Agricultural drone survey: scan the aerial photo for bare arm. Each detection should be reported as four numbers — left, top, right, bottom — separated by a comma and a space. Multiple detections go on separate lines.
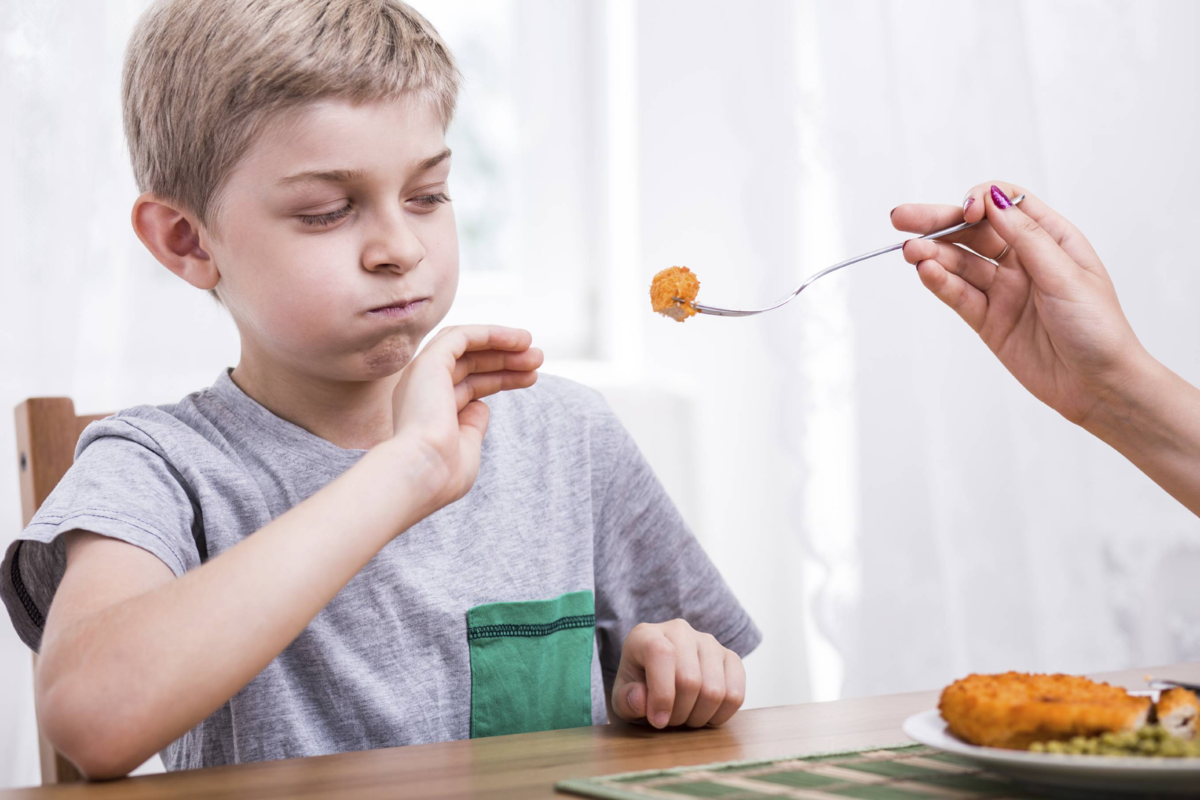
35, 326, 543, 779
1079, 353, 1200, 515
38, 440, 422, 779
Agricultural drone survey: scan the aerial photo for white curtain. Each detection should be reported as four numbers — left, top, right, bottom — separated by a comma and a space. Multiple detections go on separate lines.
3, 0, 1199, 789
629, 0, 1200, 705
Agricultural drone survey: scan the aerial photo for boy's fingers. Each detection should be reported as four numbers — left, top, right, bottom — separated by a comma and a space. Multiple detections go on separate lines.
457, 399, 490, 443
631, 628, 677, 729
903, 239, 998, 292
705, 650, 746, 728
666, 635, 702, 728
983, 186, 1078, 296
612, 678, 648, 722
431, 325, 534, 361
454, 370, 539, 411
451, 347, 543, 385
916, 259, 988, 333
685, 635, 728, 728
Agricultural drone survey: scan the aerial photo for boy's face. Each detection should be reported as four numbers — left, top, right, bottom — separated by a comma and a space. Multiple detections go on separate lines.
207, 95, 458, 381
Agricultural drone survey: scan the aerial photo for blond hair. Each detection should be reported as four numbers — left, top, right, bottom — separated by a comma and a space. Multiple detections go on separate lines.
122, 0, 460, 233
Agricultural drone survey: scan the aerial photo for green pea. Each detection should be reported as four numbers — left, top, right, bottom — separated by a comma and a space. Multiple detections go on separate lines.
1028, 725, 1200, 758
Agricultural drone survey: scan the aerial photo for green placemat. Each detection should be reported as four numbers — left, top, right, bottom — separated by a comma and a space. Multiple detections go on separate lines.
555, 743, 1046, 799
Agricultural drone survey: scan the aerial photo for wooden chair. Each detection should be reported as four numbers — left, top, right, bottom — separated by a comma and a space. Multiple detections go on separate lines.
15, 398, 111, 785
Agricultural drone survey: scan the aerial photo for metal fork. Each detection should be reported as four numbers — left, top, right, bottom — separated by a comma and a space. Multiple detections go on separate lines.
678, 195, 1025, 317
1148, 679, 1200, 694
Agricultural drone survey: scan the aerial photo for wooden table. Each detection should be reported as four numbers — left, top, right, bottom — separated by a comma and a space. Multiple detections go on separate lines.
5, 663, 1197, 799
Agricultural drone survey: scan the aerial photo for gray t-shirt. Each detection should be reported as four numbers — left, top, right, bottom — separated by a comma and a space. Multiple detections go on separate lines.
2, 370, 760, 770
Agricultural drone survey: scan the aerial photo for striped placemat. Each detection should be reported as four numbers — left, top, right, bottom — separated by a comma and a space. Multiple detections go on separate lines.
555, 743, 1043, 799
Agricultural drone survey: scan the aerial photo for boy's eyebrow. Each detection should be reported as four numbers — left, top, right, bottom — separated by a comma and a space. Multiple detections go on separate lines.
415, 148, 452, 171
278, 168, 366, 186
277, 150, 451, 186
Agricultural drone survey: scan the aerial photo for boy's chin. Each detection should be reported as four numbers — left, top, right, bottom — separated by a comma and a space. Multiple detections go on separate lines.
356, 334, 421, 379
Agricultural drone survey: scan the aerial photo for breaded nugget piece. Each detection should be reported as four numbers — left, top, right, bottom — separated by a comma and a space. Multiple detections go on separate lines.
650, 266, 700, 322
1157, 687, 1200, 741
939, 672, 1151, 750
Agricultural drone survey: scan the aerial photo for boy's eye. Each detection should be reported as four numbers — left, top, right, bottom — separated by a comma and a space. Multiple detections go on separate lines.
297, 204, 352, 226
412, 192, 451, 208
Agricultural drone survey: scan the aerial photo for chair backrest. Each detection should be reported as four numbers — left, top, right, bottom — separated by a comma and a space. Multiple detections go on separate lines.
15, 398, 110, 785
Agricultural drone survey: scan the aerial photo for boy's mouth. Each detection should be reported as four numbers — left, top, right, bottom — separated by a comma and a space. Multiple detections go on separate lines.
366, 297, 430, 319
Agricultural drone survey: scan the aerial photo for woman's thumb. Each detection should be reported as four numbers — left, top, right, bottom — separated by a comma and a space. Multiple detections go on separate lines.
985, 185, 1076, 295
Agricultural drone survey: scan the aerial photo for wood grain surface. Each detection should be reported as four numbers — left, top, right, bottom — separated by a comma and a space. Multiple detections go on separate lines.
3, 663, 1196, 799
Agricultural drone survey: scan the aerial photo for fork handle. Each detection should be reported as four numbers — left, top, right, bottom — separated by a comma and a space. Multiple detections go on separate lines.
781, 194, 1028, 303
689, 194, 1025, 317
790, 194, 1029, 297
1148, 679, 1200, 694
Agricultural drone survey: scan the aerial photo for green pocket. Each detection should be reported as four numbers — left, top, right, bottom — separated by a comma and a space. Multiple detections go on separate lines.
467, 590, 596, 738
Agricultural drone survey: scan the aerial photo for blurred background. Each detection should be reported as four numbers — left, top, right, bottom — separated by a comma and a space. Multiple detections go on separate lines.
3, 0, 1200, 788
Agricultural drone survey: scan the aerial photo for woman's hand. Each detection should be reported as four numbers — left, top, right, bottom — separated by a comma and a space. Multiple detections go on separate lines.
610, 619, 746, 729
895, 183, 1200, 518
391, 325, 542, 516
892, 182, 1148, 427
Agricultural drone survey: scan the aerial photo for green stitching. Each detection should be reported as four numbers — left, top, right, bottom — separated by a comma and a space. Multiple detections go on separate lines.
467, 613, 595, 641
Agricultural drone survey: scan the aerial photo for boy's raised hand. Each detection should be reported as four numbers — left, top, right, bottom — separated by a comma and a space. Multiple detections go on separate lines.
391, 325, 542, 515
611, 619, 746, 729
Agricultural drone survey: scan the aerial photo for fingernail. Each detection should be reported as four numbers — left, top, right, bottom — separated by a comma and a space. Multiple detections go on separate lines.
963, 196, 974, 213
990, 185, 1013, 210
651, 711, 670, 728
889, 206, 899, 218
626, 685, 644, 716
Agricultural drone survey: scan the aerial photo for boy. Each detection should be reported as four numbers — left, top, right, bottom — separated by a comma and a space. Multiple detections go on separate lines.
1, 0, 759, 779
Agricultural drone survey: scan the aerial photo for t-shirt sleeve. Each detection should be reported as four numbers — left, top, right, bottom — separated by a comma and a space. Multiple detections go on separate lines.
591, 410, 762, 688
1, 418, 203, 652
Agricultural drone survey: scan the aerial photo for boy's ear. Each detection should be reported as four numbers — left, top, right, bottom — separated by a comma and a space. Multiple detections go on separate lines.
131, 192, 220, 291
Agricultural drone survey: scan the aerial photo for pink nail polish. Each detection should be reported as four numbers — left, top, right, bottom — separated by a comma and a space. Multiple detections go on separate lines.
990, 185, 1013, 210
963, 197, 974, 213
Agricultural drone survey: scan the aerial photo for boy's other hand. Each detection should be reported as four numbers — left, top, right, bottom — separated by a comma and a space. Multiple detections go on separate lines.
391, 325, 542, 516
611, 619, 746, 729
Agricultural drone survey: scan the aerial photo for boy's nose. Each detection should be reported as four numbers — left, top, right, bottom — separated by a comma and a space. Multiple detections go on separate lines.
362, 211, 426, 275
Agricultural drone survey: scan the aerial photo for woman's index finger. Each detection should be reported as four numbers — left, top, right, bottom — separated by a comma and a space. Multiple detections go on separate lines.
890, 202, 964, 235
892, 202, 1007, 257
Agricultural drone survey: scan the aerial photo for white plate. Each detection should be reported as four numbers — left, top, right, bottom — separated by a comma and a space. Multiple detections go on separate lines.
902, 708, 1200, 797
